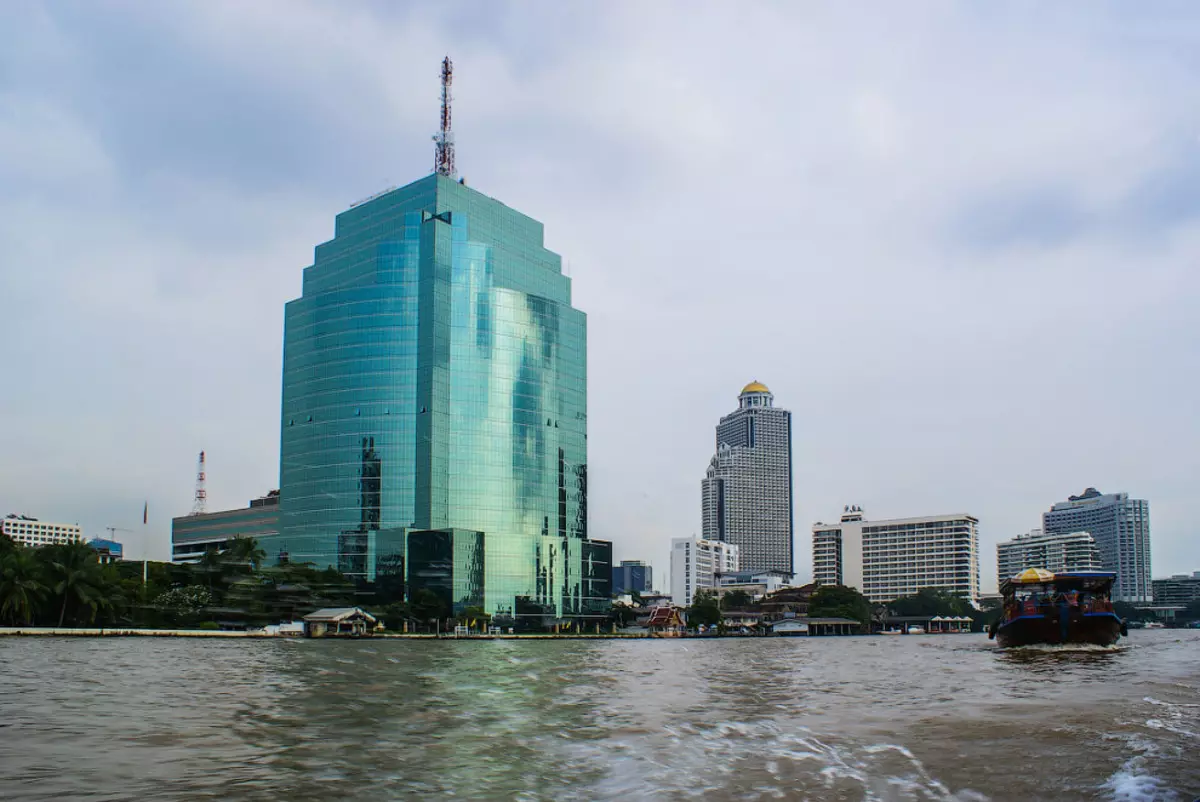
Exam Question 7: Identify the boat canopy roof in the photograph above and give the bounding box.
[1001,570,1116,596]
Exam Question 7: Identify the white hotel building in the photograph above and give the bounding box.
[996,528,1103,587]
[2,515,84,548]
[812,507,980,604]
[670,537,740,607]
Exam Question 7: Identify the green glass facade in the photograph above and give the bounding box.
[271,174,610,623]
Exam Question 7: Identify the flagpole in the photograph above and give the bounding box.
[142,501,148,586]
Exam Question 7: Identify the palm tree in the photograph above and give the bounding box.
[222,536,266,571]
[0,548,46,625]
[198,546,224,593]
[90,566,129,627]
[47,542,102,627]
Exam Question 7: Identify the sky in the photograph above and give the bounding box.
[1,2,1198,591]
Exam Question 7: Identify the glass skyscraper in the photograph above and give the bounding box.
[271,173,610,625]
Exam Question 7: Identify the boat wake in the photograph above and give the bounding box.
[1002,642,1128,654]
[1104,759,1176,802]
[1101,733,1180,802]
[1099,693,1199,802]
[1142,696,1200,741]
[583,720,990,801]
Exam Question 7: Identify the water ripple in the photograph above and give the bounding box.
[0,632,1197,800]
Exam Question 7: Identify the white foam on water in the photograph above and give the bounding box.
[1144,718,1199,740]
[1100,732,1180,802]
[1103,756,1177,802]
[1140,695,1200,742]
[578,719,990,801]
[1144,695,1200,709]
[1004,642,1128,654]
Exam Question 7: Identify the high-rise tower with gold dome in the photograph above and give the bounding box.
[701,381,794,577]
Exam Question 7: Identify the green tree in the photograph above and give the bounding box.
[629,589,645,607]
[1113,601,1149,623]
[808,585,871,629]
[377,600,412,631]
[411,588,447,630]
[456,605,490,630]
[887,588,971,618]
[609,603,637,628]
[222,536,266,571]
[221,574,271,628]
[88,564,130,626]
[0,548,46,625]
[197,546,224,594]
[687,591,721,629]
[45,542,104,627]
[967,596,1003,633]
[1181,599,1200,622]
[720,589,753,610]
[154,586,213,624]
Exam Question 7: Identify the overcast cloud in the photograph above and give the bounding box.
[1,2,1198,590]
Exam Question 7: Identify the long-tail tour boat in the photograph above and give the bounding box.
[988,568,1128,647]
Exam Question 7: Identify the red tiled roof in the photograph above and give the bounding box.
[646,607,683,626]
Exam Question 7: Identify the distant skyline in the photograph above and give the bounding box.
[2,3,1199,591]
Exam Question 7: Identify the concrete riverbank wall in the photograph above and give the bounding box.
[0,627,655,640]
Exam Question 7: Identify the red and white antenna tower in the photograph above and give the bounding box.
[191,450,208,515]
[433,56,456,178]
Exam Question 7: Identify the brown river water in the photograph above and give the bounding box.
[0,631,1197,801]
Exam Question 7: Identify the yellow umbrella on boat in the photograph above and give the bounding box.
[1011,567,1055,584]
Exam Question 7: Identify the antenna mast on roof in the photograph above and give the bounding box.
[191,451,208,515]
[433,56,456,178]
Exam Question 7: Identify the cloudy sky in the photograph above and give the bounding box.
[2,2,1198,589]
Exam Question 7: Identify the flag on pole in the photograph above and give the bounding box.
[143,501,148,525]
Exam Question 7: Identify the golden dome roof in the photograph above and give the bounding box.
[741,380,770,395]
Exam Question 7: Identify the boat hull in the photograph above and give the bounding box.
[994,612,1124,648]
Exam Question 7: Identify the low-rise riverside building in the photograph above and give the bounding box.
[645,606,686,635]
[302,607,378,638]
[879,615,973,633]
[716,569,792,601]
[722,610,764,631]
[769,617,861,636]
[756,583,818,619]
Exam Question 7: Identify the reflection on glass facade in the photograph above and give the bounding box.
[271,174,611,623]
[408,528,485,613]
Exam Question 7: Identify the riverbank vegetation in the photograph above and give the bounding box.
[8,534,1194,632]
[0,534,438,630]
